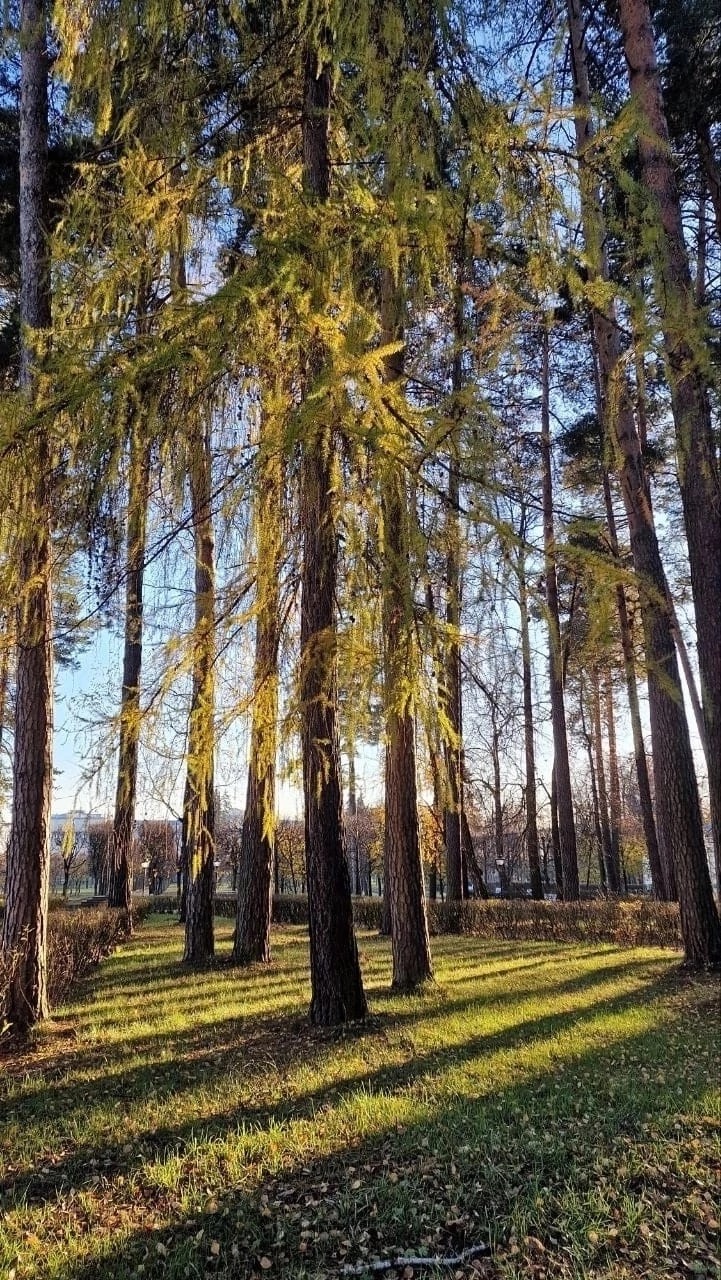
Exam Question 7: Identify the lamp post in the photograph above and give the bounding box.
[496,858,506,899]
[140,859,150,896]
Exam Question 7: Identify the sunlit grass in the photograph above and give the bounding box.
[1,917,718,1279]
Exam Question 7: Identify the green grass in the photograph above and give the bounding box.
[1,918,719,1280]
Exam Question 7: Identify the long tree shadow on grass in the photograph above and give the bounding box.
[32,1000,721,1280]
[1,945,672,1116]
[0,965,707,1212]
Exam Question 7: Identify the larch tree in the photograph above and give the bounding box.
[0,0,54,1032]
[298,26,367,1024]
[182,409,217,965]
[378,265,433,991]
[233,374,286,965]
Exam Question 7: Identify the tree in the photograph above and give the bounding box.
[298,33,366,1024]
[109,407,151,922]
[568,0,721,962]
[540,323,579,900]
[379,267,433,991]
[234,385,285,965]
[517,520,544,899]
[615,0,721,902]
[0,0,54,1033]
[183,412,216,965]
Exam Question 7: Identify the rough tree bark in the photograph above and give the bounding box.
[570,0,720,963]
[579,680,608,891]
[518,527,544,899]
[1,0,53,1033]
[234,410,283,965]
[299,43,367,1023]
[591,668,620,893]
[379,266,433,991]
[540,324,579,899]
[182,414,216,965]
[616,0,721,907]
[598,461,665,897]
[109,415,151,923]
[442,281,466,903]
[603,673,624,892]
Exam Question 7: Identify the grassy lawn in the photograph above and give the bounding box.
[1,918,719,1280]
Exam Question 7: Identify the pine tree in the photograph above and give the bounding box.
[615,0,721,901]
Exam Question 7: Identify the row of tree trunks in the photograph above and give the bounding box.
[569,0,721,965]
[0,0,54,1033]
[299,42,367,1025]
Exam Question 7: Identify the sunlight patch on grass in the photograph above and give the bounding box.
[1,917,718,1280]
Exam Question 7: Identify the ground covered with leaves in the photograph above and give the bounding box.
[1,918,719,1280]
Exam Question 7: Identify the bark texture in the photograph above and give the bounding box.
[518,536,544,899]
[603,674,624,893]
[442,284,465,903]
[1,0,53,1033]
[299,45,366,1024]
[183,416,216,964]
[234,419,283,965]
[599,464,664,896]
[591,670,619,893]
[540,325,579,899]
[109,418,150,920]
[380,267,433,991]
[571,0,721,962]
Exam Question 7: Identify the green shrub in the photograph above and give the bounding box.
[46,906,143,1007]
[1,903,149,1035]
[148,892,681,949]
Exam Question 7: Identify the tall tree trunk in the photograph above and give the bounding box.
[550,767,564,898]
[591,669,619,892]
[442,283,465,903]
[379,267,433,991]
[347,753,362,896]
[233,414,283,965]
[616,0,721,910]
[109,417,150,922]
[299,44,367,1024]
[492,725,504,882]
[579,680,608,891]
[603,673,624,893]
[696,126,721,240]
[570,0,721,964]
[599,463,665,896]
[1,0,53,1033]
[183,415,216,964]
[518,537,544,899]
[540,324,579,899]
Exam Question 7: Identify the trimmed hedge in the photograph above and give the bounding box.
[1,903,150,1035]
[148,892,682,949]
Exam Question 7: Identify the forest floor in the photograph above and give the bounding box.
[0,919,719,1280]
